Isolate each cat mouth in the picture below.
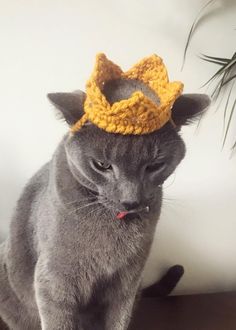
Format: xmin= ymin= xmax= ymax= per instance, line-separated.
xmin=117 ymin=206 xmax=150 ymax=220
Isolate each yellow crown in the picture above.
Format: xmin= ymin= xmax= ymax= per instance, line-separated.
xmin=71 ymin=53 xmax=184 ymax=135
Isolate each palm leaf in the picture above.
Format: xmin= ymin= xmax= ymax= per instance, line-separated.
xmin=231 ymin=140 xmax=236 ymax=150
xmin=203 ymin=55 xmax=236 ymax=151
xmin=211 ymin=69 xmax=230 ymax=100
xmin=181 ymin=0 xmax=216 ymax=70
xmin=199 ymin=57 xmax=227 ymax=66
xmin=201 ymin=56 xmax=236 ymax=88
xmin=223 ymin=83 xmax=235 ymax=133
xmin=222 ymin=74 xmax=236 ymax=86
xmin=200 ymin=54 xmax=230 ymax=63
xmin=222 ymin=97 xmax=236 ymax=149
xmin=182 ymin=1 xmax=236 ymax=153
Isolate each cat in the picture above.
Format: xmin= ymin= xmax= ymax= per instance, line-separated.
xmin=0 ymin=78 xmax=210 ymax=330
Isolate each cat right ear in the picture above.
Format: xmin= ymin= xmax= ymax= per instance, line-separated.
xmin=171 ymin=93 xmax=211 ymax=129
xmin=47 ymin=91 xmax=86 ymax=126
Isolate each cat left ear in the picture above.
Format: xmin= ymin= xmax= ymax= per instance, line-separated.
xmin=47 ymin=91 xmax=86 ymax=126
xmin=171 ymin=93 xmax=211 ymax=129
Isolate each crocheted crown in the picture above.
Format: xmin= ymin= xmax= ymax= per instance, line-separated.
xmin=71 ymin=53 xmax=184 ymax=135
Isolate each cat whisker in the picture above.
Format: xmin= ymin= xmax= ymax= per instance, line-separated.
xmin=64 ymin=196 xmax=97 ymax=206
xmin=86 ymin=205 xmax=104 ymax=218
xmin=67 ymin=196 xmax=109 ymax=215
xmin=68 ymin=201 xmax=101 ymax=215
xmin=100 ymin=199 xmax=116 ymax=210
xmin=162 ymin=196 xmax=176 ymax=201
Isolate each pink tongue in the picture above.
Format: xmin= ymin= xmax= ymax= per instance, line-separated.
xmin=117 ymin=211 xmax=129 ymax=219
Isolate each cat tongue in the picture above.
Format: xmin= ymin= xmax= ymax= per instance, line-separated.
xmin=117 ymin=211 xmax=129 ymax=219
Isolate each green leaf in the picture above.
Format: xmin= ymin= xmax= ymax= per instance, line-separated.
xmin=211 ymin=70 xmax=230 ymax=100
xmin=222 ymin=95 xmax=236 ymax=149
xmin=222 ymin=74 xmax=236 ymax=86
xmin=201 ymin=64 xmax=227 ymax=87
xmin=215 ymin=88 xmax=227 ymax=113
xmin=223 ymin=83 xmax=235 ymax=133
xmin=200 ymin=54 xmax=230 ymax=63
xmin=200 ymin=57 xmax=227 ymax=66
xmin=231 ymin=140 xmax=236 ymax=150
xmin=218 ymin=57 xmax=236 ymax=73
xmin=201 ymin=57 xmax=236 ymax=88
xmin=181 ymin=0 xmax=216 ymax=70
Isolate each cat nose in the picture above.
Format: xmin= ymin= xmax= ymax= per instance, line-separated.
xmin=121 ymin=201 xmax=140 ymax=211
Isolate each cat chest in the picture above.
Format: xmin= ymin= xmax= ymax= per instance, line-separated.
xmin=77 ymin=226 xmax=149 ymax=277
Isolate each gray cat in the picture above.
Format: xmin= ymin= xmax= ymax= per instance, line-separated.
xmin=0 ymin=78 xmax=210 ymax=330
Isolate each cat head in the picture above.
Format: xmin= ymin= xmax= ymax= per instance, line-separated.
xmin=48 ymin=79 xmax=210 ymax=215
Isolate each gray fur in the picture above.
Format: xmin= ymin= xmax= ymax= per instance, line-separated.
xmin=102 ymin=78 xmax=160 ymax=105
xmin=0 ymin=78 xmax=210 ymax=330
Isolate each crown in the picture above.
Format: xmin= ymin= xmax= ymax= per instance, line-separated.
xmin=71 ymin=53 xmax=184 ymax=135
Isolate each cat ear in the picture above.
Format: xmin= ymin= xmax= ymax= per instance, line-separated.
xmin=171 ymin=93 xmax=211 ymax=128
xmin=47 ymin=91 xmax=86 ymax=126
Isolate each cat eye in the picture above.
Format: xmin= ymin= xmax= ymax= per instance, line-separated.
xmin=146 ymin=162 xmax=165 ymax=173
xmin=92 ymin=160 xmax=112 ymax=172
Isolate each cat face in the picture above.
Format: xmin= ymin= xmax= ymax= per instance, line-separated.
xmin=48 ymin=81 xmax=210 ymax=214
xmin=64 ymin=123 xmax=185 ymax=213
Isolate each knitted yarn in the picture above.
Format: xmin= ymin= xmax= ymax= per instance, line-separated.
xmin=71 ymin=53 xmax=184 ymax=135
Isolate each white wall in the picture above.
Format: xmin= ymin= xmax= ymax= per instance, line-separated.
xmin=0 ymin=0 xmax=236 ymax=294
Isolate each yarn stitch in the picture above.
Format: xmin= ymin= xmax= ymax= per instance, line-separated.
xmin=71 ymin=53 xmax=184 ymax=135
